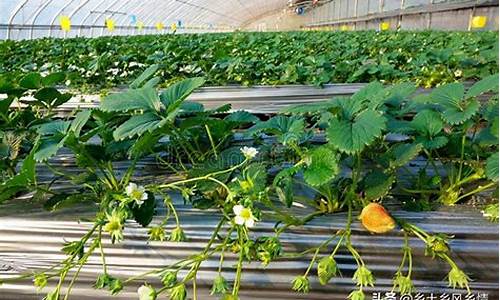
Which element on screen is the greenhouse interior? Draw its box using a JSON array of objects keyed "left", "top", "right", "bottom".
[{"left": 0, "top": 0, "right": 499, "bottom": 299}]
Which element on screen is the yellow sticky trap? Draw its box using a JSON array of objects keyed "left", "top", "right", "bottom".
[
  {"left": 340, "top": 25, "right": 349, "bottom": 31},
  {"left": 155, "top": 22, "right": 164, "bottom": 31},
  {"left": 137, "top": 21, "right": 144, "bottom": 30},
  {"left": 60, "top": 16, "right": 71, "bottom": 32},
  {"left": 171, "top": 23, "right": 177, "bottom": 31},
  {"left": 380, "top": 22, "right": 390, "bottom": 31},
  {"left": 471, "top": 16, "right": 487, "bottom": 28},
  {"left": 105, "top": 18, "right": 115, "bottom": 32}
]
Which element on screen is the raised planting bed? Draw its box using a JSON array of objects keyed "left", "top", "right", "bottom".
[{"left": 0, "top": 197, "right": 498, "bottom": 299}]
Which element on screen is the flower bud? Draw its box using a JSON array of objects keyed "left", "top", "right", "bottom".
[
  {"left": 392, "top": 272, "right": 414, "bottom": 294},
  {"left": 33, "top": 273, "right": 48, "bottom": 291},
  {"left": 169, "top": 226, "right": 187, "bottom": 242},
  {"left": 352, "top": 265, "right": 375, "bottom": 287},
  {"left": 291, "top": 275, "right": 310, "bottom": 293},
  {"left": 447, "top": 267, "right": 470, "bottom": 290},
  {"left": 210, "top": 275, "right": 229, "bottom": 295},
  {"left": 348, "top": 290, "right": 366, "bottom": 300},
  {"left": 148, "top": 226, "right": 166, "bottom": 242},
  {"left": 160, "top": 271, "right": 177, "bottom": 287},
  {"left": 425, "top": 235, "right": 450, "bottom": 258},
  {"left": 317, "top": 256, "right": 338, "bottom": 285},
  {"left": 169, "top": 283, "right": 187, "bottom": 300}
]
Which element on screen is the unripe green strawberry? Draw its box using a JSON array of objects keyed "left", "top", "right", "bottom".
[{"left": 359, "top": 203, "right": 396, "bottom": 234}]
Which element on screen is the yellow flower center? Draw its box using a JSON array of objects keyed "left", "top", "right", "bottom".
[
  {"left": 104, "top": 220, "right": 121, "bottom": 232},
  {"left": 240, "top": 208, "right": 252, "bottom": 219},
  {"left": 131, "top": 190, "right": 143, "bottom": 200}
]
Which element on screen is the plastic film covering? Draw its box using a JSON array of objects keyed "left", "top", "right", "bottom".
[{"left": 0, "top": 0, "right": 289, "bottom": 39}]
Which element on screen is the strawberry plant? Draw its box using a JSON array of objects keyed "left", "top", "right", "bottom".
[
  {"left": 0, "top": 31, "right": 497, "bottom": 91},
  {"left": 0, "top": 66, "right": 497, "bottom": 299}
]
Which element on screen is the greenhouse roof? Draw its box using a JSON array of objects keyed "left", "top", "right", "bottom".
[{"left": 1, "top": 0, "right": 291, "bottom": 39}]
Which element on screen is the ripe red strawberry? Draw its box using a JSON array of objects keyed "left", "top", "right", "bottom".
[{"left": 359, "top": 203, "right": 396, "bottom": 234}]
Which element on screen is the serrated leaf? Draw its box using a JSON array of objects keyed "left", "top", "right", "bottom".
[
  {"left": 281, "top": 100, "right": 339, "bottom": 115},
  {"left": 34, "top": 87, "right": 61, "bottom": 103},
  {"left": 486, "top": 153, "right": 499, "bottom": 181},
  {"left": 224, "top": 110, "right": 259, "bottom": 124},
  {"left": 387, "top": 118, "right": 414, "bottom": 134},
  {"left": 327, "top": 110, "right": 386, "bottom": 154},
  {"left": 363, "top": 170, "right": 395, "bottom": 201},
  {"left": 430, "top": 82, "right": 464, "bottom": 108},
  {"left": 19, "top": 73, "right": 42, "bottom": 89},
  {"left": 113, "top": 112, "right": 164, "bottom": 141},
  {"left": 36, "top": 120, "right": 70, "bottom": 136},
  {"left": 247, "top": 115, "right": 307, "bottom": 145},
  {"left": 466, "top": 73, "right": 499, "bottom": 98},
  {"left": 303, "top": 146, "right": 339, "bottom": 186},
  {"left": 411, "top": 110, "right": 443, "bottom": 137},
  {"left": 180, "top": 101, "right": 204, "bottom": 113},
  {"left": 389, "top": 143, "right": 423, "bottom": 168},
  {"left": 160, "top": 77, "right": 205, "bottom": 108},
  {"left": 101, "top": 87, "right": 162, "bottom": 112},
  {"left": 129, "top": 65, "right": 159, "bottom": 89},
  {"left": 384, "top": 83, "right": 417, "bottom": 106},
  {"left": 441, "top": 98, "right": 480, "bottom": 125},
  {"left": 70, "top": 110, "right": 91, "bottom": 136},
  {"left": 35, "top": 137, "right": 66, "bottom": 162},
  {"left": 42, "top": 72, "right": 66, "bottom": 86},
  {"left": 415, "top": 135, "right": 448, "bottom": 150}
]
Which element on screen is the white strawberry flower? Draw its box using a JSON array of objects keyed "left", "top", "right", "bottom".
[
  {"left": 233, "top": 204, "right": 256, "bottom": 228},
  {"left": 240, "top": 146, "right": 258, "bottom": 159},
  {"left": 125, "top": 182, "right": 148, "bottom": 206},
  {"left": 137, "top": 284, "right": 156, "bottom": 300}
]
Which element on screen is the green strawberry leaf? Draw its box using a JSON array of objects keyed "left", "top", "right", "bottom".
[
  {"left": 363, "top": 169, "right": 395, "bottom": 201},
  {"left": 465, "top": 73, "right": 499, "bottom": 98},
  {"left": 303, "top": 146, "right": 339, "bottom": 186},
  {"left": 441, "top": 98, "right": 480, "bottom": 125},
  {"left": 101, "top": 87, "right": 162, "bottom": 113},
  {"left": 486, "top": 153, "right": 499, "bottom": 182},
  {"left": 113, "top": 112, "right": 165, "bottom": 141},
  {"left": 388, "top": 143, "right": 423, "bottom": 169},
  {"left": 327, "top": 110, "right": 386, "bottom": 154},
  {"left": 411, "top": 110, "right": 443, "bottom": 137},
  {"left": 430, "top": 82, "right": 464, "bottom": 108}
]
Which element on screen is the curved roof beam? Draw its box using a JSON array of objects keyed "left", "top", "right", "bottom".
[
  {"left": 141, "top": 0, "right": 174, "bottom": 26},
  {"left": 116, "top": 0, "right": 145, "bottom": 34},
  {"left": 93, "top": 0, "right": 123, "bottom": 37},
  {"left": 78, "top": 0, "right": 108, "bottom": 36},
  {"left": 144, "top": 1, "right": 202, "bottom": 28},
  {"left": 29, "top": 0, "right": 56, "bottom": 39},
  {"left": 6, "top": 0, "right": 29, "bottom": 39},
  {"left": 48, "top": 0, "right": 77, "bottom": 37}
]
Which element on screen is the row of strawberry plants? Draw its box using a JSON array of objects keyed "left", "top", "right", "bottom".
[
  {"left": 0, "top": 31, "right": 498, "bottom": 92},
  {"left": 0, "top": 66, "right": 498, "bottom": 299}
]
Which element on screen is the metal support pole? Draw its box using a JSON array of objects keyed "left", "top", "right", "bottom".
[
  {"left": 398, "top": 0, "right": 405, "bottom": 29},
  {"left": 467, "top": 0, "right": 479, "bottom": 31},
  {"left": 426, "top": 0, "right": 433, "bottom": 30},
  {"left": 354, "top": 0, "right": 358, "bottom": 30}
]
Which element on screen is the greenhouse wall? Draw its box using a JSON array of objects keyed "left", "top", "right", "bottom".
[{"left": 304, "top": 0, "right": 499, "bottom": 31}]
